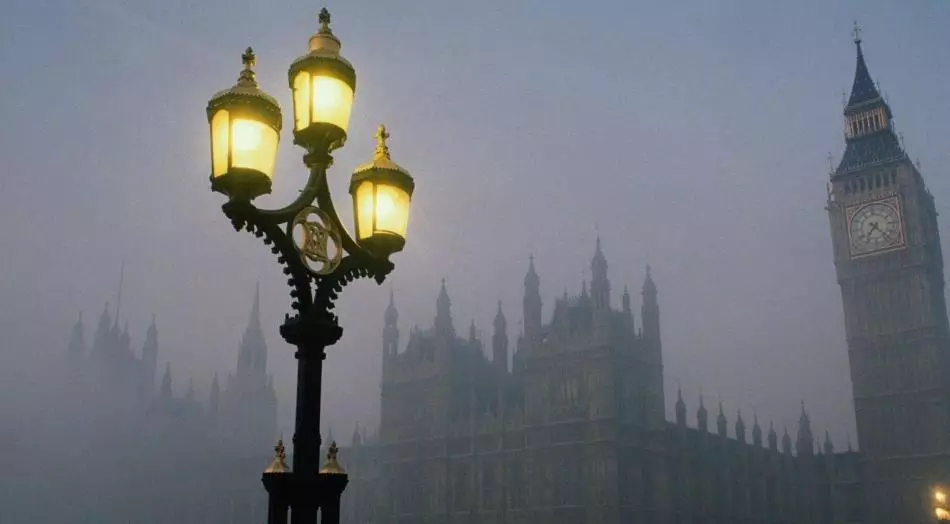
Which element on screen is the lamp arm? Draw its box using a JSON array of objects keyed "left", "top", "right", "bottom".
[
  {"left": 222, "top": 199, "right": 314, "bottom": 314},
  {"left": 219, "top": 162, "right": 394, "bottom": 337}
]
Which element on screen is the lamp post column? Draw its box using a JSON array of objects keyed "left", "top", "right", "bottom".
[
  {"left": 290, "top": 345, "right": 326, "bottom": 523},
  {"left": 282, "top": 310, "right": 346, "bottom": 524}
]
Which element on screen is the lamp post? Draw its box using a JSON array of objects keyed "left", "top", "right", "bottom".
[
  {"left": 205, "top": 9, "right": 415, "bottom": 524},
  {"left": 935, "top": 487, "right": 950, "bottom": 521}
]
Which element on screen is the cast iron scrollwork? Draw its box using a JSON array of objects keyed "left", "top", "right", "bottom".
[{"left": 221, "top": 161, "right": 393, "bottom": 345}]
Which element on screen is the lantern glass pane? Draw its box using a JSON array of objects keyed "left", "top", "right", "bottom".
[
  {"left": 293, "top": 71, "right": 311, "bottom": 131},
  {"left": 211, "top": 110, "right": 230, "bottom": 177},
  {"left": 230, "top": 118, "right": 279, "bottom": 179},
  {"left": 374, "top": 183, "right": 411, "bottom": 238},
  {"left": 310, "top": 75, "right": 354, "bottom": 132},
  {"left": 355, "top": 180, "right": 375, "bottom": 240}
]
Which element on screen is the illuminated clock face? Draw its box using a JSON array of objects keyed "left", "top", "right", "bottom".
[{"left": 848, "top": 200, "right": 904, "bottom": 256}]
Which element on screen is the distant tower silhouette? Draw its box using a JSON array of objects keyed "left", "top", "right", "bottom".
[
  {"left": 492, "top": 302, "right": 508, "bottom": 373},
  {"left": 435, "top": 279, "right": 454, "bottom": 336},
  {"left": 590, "top": 237, "right": 610, "bottom": 309},
  {"left": 523, "top": 256, "right": 542, "bottom": 342}
]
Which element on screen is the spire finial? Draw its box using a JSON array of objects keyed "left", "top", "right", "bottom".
[
  {"left": 319, "top": 441, "right": 346, "bottom": 474},
  {"left": 319, "top": 8, "right": 332, "bottom": 33},
  {"left": 242, "top": 47, "right": 256, "bottom": 70},
  {"left": 264, "top": 438, "right": 291, "bottom": 474},
  {"left": 375, "top": 124, "right": 391, "bottom": 159},
  {"left": 852, "top": 20, "right": 862, "bottom": 44},
  {"left": 237, "top": 47, "right": 259, "bottom": 87}
]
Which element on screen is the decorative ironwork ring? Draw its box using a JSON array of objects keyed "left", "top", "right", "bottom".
[{"left": 290, "top": 206, "right": 342, "bottom": 275}]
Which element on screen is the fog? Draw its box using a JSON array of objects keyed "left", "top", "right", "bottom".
[{"left": 2, "top": 0, "right": 950, "bottom": 521}]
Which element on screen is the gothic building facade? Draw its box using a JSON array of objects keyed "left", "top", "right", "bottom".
[
  {"left": 336, "top": 35, "right": 944, "bottom": 524},
  {"left": 341, "top": 244, "right": 861, "bottom": 524},
  {"left": 46, "top": 286, "right": 278, "bottom": 523}
]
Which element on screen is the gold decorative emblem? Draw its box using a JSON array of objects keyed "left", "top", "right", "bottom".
[
  {"left": 846, "top": 196, "right": 905, "bottom": 257},
  {"left": 291, "top": 206, "right": 342, "bottom": 275}
]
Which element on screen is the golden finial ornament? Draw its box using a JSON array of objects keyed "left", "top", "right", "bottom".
[
  {"left": 319, "top": 441, "right": 346, "bottom": 475},
  {"left": 264, "top": 438, "right": 291, "bottom": 474},
  {"left": 308, "top": 7, "right": 342, "bottom": 55},
  {"left": 375, "top": 124, "right": 391, "bottom": 159},
  {"left": 319, "top": 7, "right": 332, "bottom": 34},
  {"left": 237, "top": 47, "right": 258, "bottom": 87},
  {"left": 353, "top": 124, "right": 409, "bottom": 175}
]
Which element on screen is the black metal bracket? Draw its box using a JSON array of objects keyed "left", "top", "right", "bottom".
[{"left": 221, "top": 159, "right": 394, "bottom": 348}]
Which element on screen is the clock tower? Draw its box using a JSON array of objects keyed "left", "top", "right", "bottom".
[{"left": 827, "top": 28, "right": 950, "bottom": 522}]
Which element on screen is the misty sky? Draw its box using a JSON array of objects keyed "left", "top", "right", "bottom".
[{"left": 2, "top": 0, "right": 950, "bottom": 449}]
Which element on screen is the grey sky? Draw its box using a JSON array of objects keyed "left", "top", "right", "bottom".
[{"left": 2, "top": 0, "right": 949, "bottom": 447}]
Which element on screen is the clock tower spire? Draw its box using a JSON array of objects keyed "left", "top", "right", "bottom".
[{"left": 826, "top": 26, "right": 950, "bottom": 524}]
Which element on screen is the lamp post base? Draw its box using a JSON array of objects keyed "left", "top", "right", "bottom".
[{"left": 263, "top": 471, "right": 349, "bottom": 524}]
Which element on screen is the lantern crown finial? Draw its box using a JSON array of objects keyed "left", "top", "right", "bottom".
[
  {"left": 354, "top": 124, "right": 407, "bottom": 175},
  {"left": 238, "top": 47, "right": 258, "bottom": 87},
  {"left": 375, "top": 124, "right": 391, "bottom": 160},
  {"left": 308, "top": 7, "right": 342, "bottom": 55},
  {"left": 319, "top": 8, "right": 332, "bottom": 34}
]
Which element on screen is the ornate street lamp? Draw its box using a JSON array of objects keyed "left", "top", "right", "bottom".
[{"left": 206, "top": 8, "right": 415, "bottom": 524}]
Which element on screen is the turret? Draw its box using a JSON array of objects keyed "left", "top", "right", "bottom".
[
  {"left": 68, "top": 313, "right": 85, "bottom": 363},
  {"left": 468, "top": 319, "right": 477, "bottom": 342},
  {"left": 383, "top": 290, "right": 399, "bottom": 360},
  {"left": 435, "top": 279, "right": 454, "bottom": 336},
  {"left": 767, "top": 421, "right": 777, "bottom": 451},
  {"left": 823, "top": 430, "right": 835, "bottom": 455},
  {"left": 590, "top": 237, "right": 610, "bottom": 309},
  {"left": 697, "top": 394, "right": 708, "bottom": 432},
  {"left": 352, "top": 423, "right": 362, "bottom": 448},
  {"left": 782, "top": 427, "right": 792, "bottom": 455},
  {"left": 641, "top": 266, "right": 660, "bottom": 352},
  {"left": 752, "top": 413, "right": 762, "bottom": 447},
  {"left": 141, "top": 315, "right": 158, "bottom": 394},
  {"left": 796, "top": 401, "right": 814, "bottom": 456},
  {"left": 92, "top": 303, "right": 113, "bottom": 356},
  {"left": 119, "top": 322, "right": 131, "bottom": 355},
  {"left": 675, "top": 387, "right": 686, "bottom": 427},
  {"left": 622, "top": 285, "right": 633, "bottom": 325},
  {"left": 716, "top": 400, "right": 727, "bottom": 437},
  {"left": 735, "top": 410, "right": 746, "bottom": 444},
  {"left": 492, "top": 302, "right": 508, "bottom": 373},
  {"left": 160, "top": 362, "right": 172, "bottom": 401},
  {"left": 523, "top": 255, "right": 542, "bottom": 342},
  {"left": 238, "top": 284, "right": 268, "bottom": 382},
  {"left": 637, "top": 266, "right": 665, "bottom": 431}
]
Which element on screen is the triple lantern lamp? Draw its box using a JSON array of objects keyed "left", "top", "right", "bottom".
[{"left": 205, "top": 8, "right": 414, "bottom": 256}]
